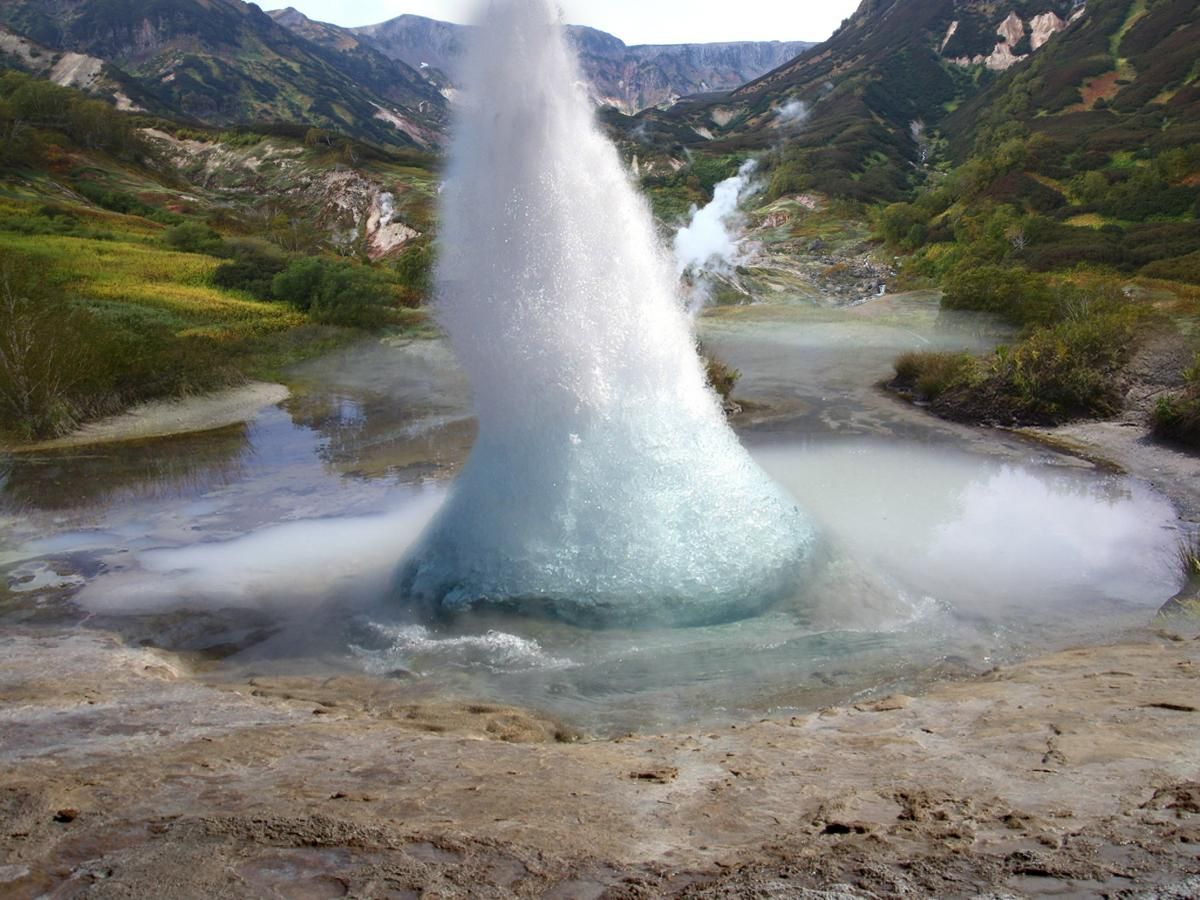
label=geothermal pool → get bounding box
[0,300,1185,735]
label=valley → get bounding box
[1,0,1199,895]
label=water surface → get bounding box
[0,300,1185,734]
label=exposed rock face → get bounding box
[946,6,1073,71]
[351,14,814,113]
[141,129,422,260]
[1030,11,1067,50]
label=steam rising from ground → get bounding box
[674,160,759,312]
[393,0,816,627]
[774,98,811,128]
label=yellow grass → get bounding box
[0,233,304,338]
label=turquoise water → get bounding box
[0,308,1185,735]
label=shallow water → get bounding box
[0,301,1186,735]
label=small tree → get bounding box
[0,263,93,439]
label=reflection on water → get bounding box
[0,310,1189,735]
[0,424,251,512]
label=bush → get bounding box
[892,351,980,401]
[211,241,289,299]
[941,265,1058,327]
[271,257,394,328]
[163,222,222,255]
[1142,251,1200,285]
[1151,355,1200,448]
[0,258,242,440]
[700,344,740,403]
[0,263,94,438]
[988,313,1133,422]
[392,239,434,306]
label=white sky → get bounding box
[256,1,860,45]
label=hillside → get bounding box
[629,0,1080,201]
[949,0,1200,157]
[874,0,1200,441]
[0,0,447,147]
[0,70,436,441]
[341,12,814,114]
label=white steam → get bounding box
[673,159,759,309]
[774,98,811,128]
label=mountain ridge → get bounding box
[0,0,447,146]
[336,11,816,114]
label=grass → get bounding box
[1151,353,1200,448]
[892,308,1140,426]
[893,351,979,401]
[1179,530,1200,587]
[0,233,305,339]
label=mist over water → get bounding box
[394,0,816,627]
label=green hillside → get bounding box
[875,0,1200,442]
[0,71,437,441]
[0,0,446,147]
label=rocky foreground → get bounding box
[2,625,1199,898]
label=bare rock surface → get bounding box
[2,629,1199,897]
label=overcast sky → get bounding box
[256,1,861,45]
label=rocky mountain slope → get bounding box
[630,0,1082,200]
[949,0,1200,158]
[0,25,159,112]
[339,12,814,113]
[0,0,447,147]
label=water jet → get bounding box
[394,0,817,627]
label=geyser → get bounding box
[395,0,816,627]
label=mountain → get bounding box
[949,0,1200,158]
[0,24,161,113]
[0,0,447,147]
[343,13,814,114]
[632,0,1081,200]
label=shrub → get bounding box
[392,240,434,306]
[211,241,288,300]
[0,262,93,438]
[163,222,222,255]
[892,351,980,401]
[1151,355,1200,448]
[988,313,1134,422]
[0,257,243,440]
[1142,251,1200,285]
[941,265,1058,327]
[700,345,740,403]
[271,257,394,328]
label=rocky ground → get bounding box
[2,625,1199,898]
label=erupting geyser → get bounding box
[395,0,817,627]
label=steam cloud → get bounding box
[673,159,759,304]
[774,98,811,128]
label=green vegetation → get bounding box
[1152,354,1200,447]
[0,69,437,442]
[0,256,242,440]
[876,103,1199,430]
[641,154,748,222]
[892,297,1138,425]
[699,344,741,405]
[0,70,143,168]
